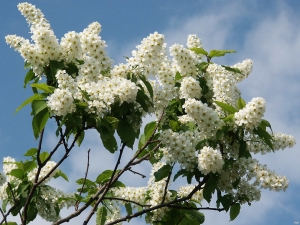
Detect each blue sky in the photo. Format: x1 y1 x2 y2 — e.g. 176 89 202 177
1 1 300 224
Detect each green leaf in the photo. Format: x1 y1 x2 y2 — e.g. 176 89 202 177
253 124 274 150
260 119 273 133
23 161 37 173
7 222 18 225
183 210 205 224
219 194 234 212
223 114 234 122
24 148 37 157
100 133 118 153
31 83 55 94
238 140 247 158
9 169 24 180
15 93 47 114
236 98 246 110
175 71 183 82
54 170 69 182
24 61 31 69
125 203 133 216
169 120 180 132
173 169 189 182
139 75 154 98
196 62 209 72
111 181 126 188
221 65 243 75
27 201 38 222
32 108 49 139
96 206 107 225
76 178 96 187
117 119 136 149
96 170 114 185
203 174 219 203
230 203 240 221
190 47 208 56
154 164 172 182
76 130 85 146
208 50 236 58
214 101 237 114
136 89 149 112
144 121 157 141
24 69 35 88
31 100 48 116
138 134 146 149
39 152 50 164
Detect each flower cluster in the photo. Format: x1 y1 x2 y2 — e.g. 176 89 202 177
183 98 223 137
161 129 199 171
198 146 224 175
179 76 202 99
169 44 199 78
234 97 266 131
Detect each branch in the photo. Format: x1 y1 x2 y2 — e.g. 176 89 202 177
105 175 210 225
128 167 146 178
161 163 174 204
103 197 150 208
75 149 91 211
7 182 23 224
83 143 126 225
0 207 8 225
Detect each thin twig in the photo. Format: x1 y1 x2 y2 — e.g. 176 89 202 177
83 143 126 224
128 167 146 178
103 197 150 208
75 149 91 211
161 164 174 204
105 175 210 225
7 182 23 224
0 207 8 225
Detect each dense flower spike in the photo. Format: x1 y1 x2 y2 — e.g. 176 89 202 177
234 97 266 131
198 146 224 175
4 2 296 225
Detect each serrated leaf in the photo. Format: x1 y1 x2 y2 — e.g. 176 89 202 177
117 119 136 149
261 119 273 133
96 170 114 184
238 140 247 158
223 114 234 122
125 203 133 216
7 222 18 225
173 169 188 182
154 164 172 182
15 93 47 114
96 206 107 225
24 69 35 88
76 178 96 187
101 133 118 153
208 50 236 58
31 100 48 116
196 62 209 72
9 169 24 179
139 75 154 98
190 47 208 56
136 89 149 112
221 65 243 75
138 134 146 149
230 203 240 221
183 210 205 224
39 152 50 164
215 101 237 114
175 71 183 82
23 161 37 173
219 194 234 212
54 170 69 182
111 181 126 188
24 148 37 157
237 98 246 110
31 83 55 94
24 61 31 69
32 108 49 139
253 125 274 150
144 121 157 141
76 130 85 146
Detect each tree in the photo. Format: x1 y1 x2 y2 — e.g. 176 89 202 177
1 2 295 225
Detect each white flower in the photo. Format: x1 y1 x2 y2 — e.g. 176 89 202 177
198 146 224 175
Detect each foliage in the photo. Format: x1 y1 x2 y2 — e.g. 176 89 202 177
1 2 296 225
